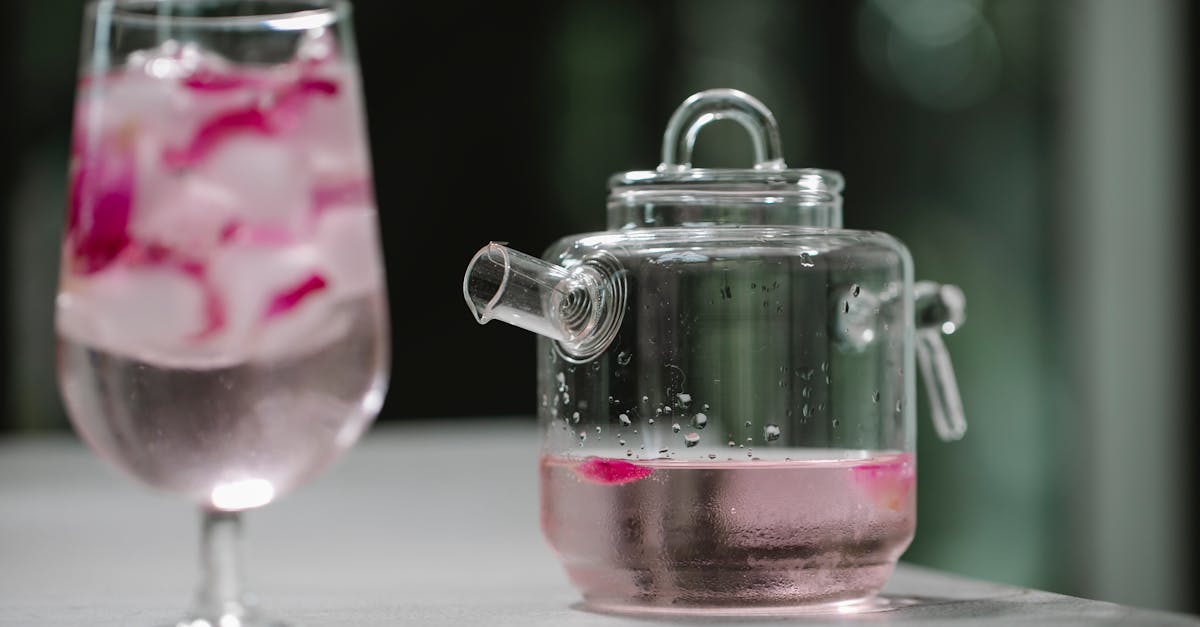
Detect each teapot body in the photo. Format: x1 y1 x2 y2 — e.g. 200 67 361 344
537 227 919 610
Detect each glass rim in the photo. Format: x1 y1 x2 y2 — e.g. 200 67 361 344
93 0 351 31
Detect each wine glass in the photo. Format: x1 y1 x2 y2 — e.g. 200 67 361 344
56 1 389 625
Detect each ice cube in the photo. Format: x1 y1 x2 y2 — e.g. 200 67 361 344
314 207 382 298
58 264 208 358
197 136 311 233
80 66 251 153
296 28 338 65
86 74 183 143
208 243 317 335
253 280 350 362
293 69 369 179
207 242 339 360
131 166 239 255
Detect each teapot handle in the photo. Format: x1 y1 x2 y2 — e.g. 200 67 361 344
659 89 786 172
914 282 968 441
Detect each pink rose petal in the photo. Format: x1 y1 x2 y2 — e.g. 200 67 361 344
269 77 340 133
163 107 273 168
264 272 328 319
191 282 228 340
852 453 915 511
68 136 135 274
575 457 653 485
295 78 339 97
182 69 261 91
164 75 341 168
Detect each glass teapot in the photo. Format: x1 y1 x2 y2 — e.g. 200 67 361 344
462 89 966 613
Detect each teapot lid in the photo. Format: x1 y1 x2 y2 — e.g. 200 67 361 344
608 89 844 229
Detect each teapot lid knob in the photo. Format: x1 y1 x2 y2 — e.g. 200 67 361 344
658 88 786 172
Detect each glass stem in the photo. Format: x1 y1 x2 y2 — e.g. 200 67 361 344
193 509 249 620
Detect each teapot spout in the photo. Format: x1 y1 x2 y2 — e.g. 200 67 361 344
463 242 624 360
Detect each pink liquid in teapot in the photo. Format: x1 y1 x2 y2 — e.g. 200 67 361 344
540 450 915 612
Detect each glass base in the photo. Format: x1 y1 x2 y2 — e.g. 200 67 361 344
171 611 288 627
580 594 920 617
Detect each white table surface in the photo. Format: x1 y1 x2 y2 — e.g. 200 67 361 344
1 420 1196 626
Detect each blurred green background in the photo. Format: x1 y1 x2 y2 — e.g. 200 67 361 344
1 0 1194 613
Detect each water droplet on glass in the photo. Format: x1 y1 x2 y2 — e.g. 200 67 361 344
801 386 811 399
671 423 681 433
703 403 710 411
744 420 753 427
595 426 602 434
764 424 781 442
896 400 903 413
821 361 829 373
617 351 632 366
571 412 580 424
618 413 631 426
802 403 811 417
873 391 881 403
626 450 633 457
832 419 840 428
693 413 708 429
658 448 669 454
853 284 861 297
618 438 627 446
728 440 737 447
556 372 565 385
664 406 673 414
578 431 587 442
648 418 655 424
844 301 850 314
677 393 691 404
708 453 717 460
800 252 815 268
642 395 650 402
684 432 700 447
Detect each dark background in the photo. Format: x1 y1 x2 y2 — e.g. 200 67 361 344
1 0 1195 613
